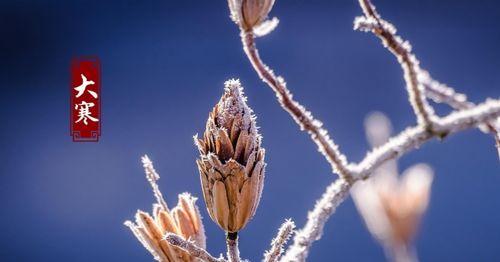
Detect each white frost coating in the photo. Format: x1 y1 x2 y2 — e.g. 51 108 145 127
226 237 241 262
280 179 350 262
164 233 226 262
420 70 500 140
264 219 296 262
418 71 471 109
420 71 500 158
435 99 500 134
241 32 352 179
353 16 378 32
218 79 258 138
254 17 279 37
142 155 169 211
354 1 438 128
353 99 500 180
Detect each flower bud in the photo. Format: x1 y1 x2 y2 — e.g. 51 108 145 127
228 0 275 31
195 79 266 233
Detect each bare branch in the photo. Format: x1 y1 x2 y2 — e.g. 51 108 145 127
164 233 225 262
355 0 437 129
264 219 296 262
420 71 500 158
282 98 499 261
355 0 500 157
420 71 474 110
352 99 500 180
240 30 352 182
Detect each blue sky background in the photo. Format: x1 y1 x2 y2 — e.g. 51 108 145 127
0 0 499 261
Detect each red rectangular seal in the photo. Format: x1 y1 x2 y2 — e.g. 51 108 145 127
70 57 101 142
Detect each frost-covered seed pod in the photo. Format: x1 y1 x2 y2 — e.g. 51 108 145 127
195 79 266 233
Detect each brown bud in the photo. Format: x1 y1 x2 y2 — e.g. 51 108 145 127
195 79 266 233
228 0 275 31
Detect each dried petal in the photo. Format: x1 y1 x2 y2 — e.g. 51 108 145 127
213 181 230 230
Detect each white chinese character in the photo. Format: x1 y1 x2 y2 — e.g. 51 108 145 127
75 101 99 125
74 73 98 99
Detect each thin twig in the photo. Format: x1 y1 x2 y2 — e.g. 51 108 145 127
240 30 352 182
141 155 169 211
355 0 437 129
226 232 241 262
352 98 500 180
355 0 499 157
164 233 225 262
264 220 296 262
420 71 474 110
420 71 500 158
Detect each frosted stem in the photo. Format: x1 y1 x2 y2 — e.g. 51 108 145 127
355 0 437 129
226 232 241 262
164 233 225 262
352 99 500 180
141 155 169 211
240 30 352 182
281 98 500 261
264 220 296 262
420 71 500 158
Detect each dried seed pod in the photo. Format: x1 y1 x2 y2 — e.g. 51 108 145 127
195 79 266 233
125 156 206 262
228 0 275 31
